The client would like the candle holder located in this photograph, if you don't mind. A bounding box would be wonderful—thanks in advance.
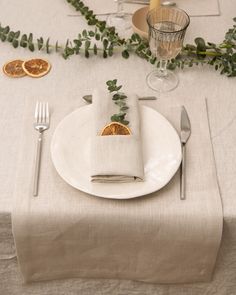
[132,6,149,39]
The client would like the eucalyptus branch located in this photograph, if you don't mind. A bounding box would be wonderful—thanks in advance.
[0,23,61,53]
[65,0,236,76]
[0,0,236,78]
[168,19,236,77]
[106,79,129,126]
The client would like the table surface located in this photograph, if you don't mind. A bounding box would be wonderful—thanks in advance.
[0,0,236,294]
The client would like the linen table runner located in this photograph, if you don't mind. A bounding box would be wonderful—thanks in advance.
[12,96,222,283]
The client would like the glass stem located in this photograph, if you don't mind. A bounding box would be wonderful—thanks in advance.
[159,60,168,77]
[117,0,124,17]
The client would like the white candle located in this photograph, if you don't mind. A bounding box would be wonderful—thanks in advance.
[149,0,160,10]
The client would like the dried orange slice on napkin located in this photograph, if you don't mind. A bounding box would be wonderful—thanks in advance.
[22,58,51,78]
[2,59,26,78]
[101,122,131,136]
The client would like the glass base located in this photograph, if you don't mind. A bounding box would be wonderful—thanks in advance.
[146,69,179,93]
[106,13,131,31]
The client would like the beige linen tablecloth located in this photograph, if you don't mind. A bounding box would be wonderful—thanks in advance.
[0,0,236,294]
[12,95,222,283]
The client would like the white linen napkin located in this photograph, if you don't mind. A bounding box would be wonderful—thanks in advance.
[90,88,144,183]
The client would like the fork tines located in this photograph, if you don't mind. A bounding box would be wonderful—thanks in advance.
[35,101,49,124]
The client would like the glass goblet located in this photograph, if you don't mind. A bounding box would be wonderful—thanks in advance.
[107,0,131,32]
[146,7,190,92]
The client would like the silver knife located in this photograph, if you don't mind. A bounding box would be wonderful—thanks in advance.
[83,94,157,104]
[180,106,191,200]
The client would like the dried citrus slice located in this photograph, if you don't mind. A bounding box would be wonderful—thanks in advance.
[2,59,26,78]
[22,58,51,78]
[101,122,131,136]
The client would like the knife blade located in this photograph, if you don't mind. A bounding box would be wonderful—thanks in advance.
[83,95,157,104]
[180,106,191,200]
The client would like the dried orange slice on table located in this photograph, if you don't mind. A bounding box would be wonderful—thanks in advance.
[101,122,131,136]
[2,59,26,78]
[22,58,51,78]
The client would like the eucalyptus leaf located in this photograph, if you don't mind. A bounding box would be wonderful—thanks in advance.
[37,37,44,50]
[88,30,95,37]
[28,33,33,43]
[85,49,89,58]
[82,29,87,37]
[111,114,121,122]
[195,37,206,54]
[232,52,236,62]
[0,34,6,42]
[93,43,97,55]
[103,39,108,50]
[120,120,129,125]
[95,33,100,40]
[14,30,20,38]
[108,44,113,56]
[103,50,107,58]
[3,26,10,34]
[28,43,35,52]
[7,32,14,42]
[46,38,50,53]
[12,39,19,48]
[85,40,90,50]
[20,34,27,47]
[88,17,97,25]
[122,50,129,59]
[115,101,126,107]
[120,106,129,111]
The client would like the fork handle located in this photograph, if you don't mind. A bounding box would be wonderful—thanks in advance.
[33,132,43,197]
[180,144,186,200]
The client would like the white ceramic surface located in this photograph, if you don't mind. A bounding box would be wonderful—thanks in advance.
[51,105,182,199]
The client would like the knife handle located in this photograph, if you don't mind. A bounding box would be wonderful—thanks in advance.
[180,144,186,200]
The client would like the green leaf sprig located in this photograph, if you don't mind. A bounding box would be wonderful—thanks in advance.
[0,23,57,53]
[167,17,236,77]
[106,79,129,126]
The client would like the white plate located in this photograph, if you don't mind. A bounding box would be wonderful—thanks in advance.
[51,105,182,199]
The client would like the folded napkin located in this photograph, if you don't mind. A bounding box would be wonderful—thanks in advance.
[90,88,144,183]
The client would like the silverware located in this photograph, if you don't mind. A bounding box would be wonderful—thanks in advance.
[83,95,157,104]
[33,102,50,197]
[180,106,191,200]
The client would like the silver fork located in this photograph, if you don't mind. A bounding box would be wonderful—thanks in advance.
[33,102,50,197]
